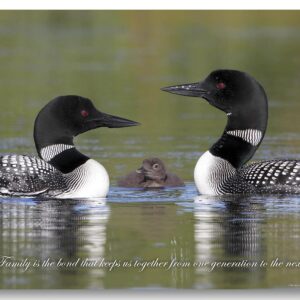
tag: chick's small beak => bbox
[136,166,145,174]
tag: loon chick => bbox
[162,69,300,195]
[118,158,184,188]
[0,95,139,198]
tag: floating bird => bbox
[162,69,300,195]
[0,95,139,198]
[118,157,184,188]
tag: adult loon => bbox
[162,69,300,195]
[118,157,184,188]
[0,95,138,198]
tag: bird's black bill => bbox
[86,111,140,130]
[100,112,140,128]
[161,82,208,97]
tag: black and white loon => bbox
[162,69,300,195]
[0,95,138,198]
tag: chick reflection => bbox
[103,202,195,289]
[0,198,110,288]
[193,195,265,288]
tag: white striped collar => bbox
[226,129,262,146]
[40,144,74,162]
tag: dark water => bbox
[1,11,300,289]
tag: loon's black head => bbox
[162,69,269,168]
[136,158,167,181]
[161,69,268,118]
[34,95,139,151]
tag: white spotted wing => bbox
[0,154,67,197]
[241,160,300,193]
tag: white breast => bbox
[194,151,236,195]
[58,159,109,199]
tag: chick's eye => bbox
[216,82,226,90]
[153,164,159,169]
[81,110,89,118]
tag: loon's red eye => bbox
[216,82,226,90]
[81,110,89,118]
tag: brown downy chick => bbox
[118,158,185,188]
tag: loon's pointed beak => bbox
[100,112,140,128]
[161,81,209,98]
[87,111,140,129]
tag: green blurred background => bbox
[1,11,300,181]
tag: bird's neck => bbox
[34,133,89,174]
[209,104,268,169]
[33,116,90,173]
[39,143,89,173]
